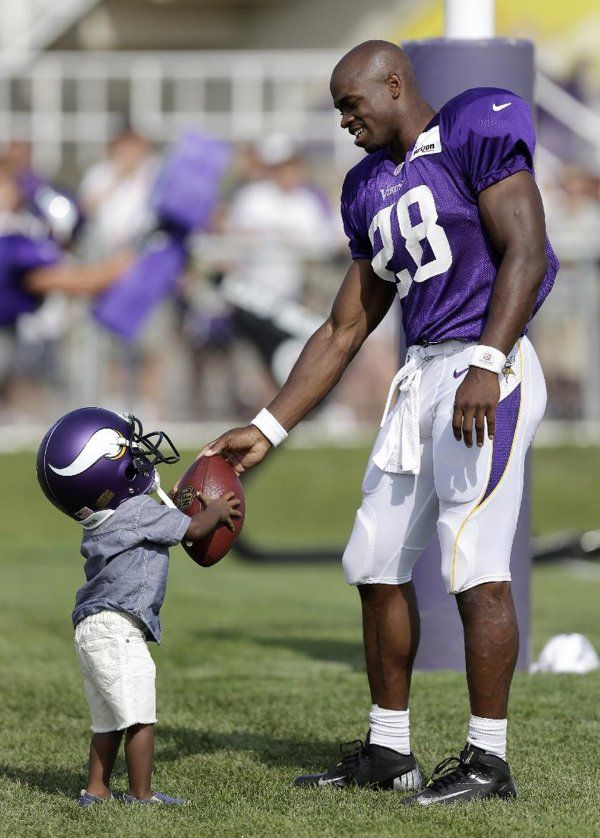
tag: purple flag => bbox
[92,234,187,341]
[152,130,232,233]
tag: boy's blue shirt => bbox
[72,494,189,643]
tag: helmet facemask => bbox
[128,414,180,477]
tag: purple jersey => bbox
[340,87,558,346]
[0,233,61,326]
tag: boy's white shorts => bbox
[342,337,546,594]
[74,610,157,733]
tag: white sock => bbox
[369,703,410,755]
[467,715,507,760]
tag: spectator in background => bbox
[537,161,600,420]
[219,135,342,402]
[78,128,166,418]
[559,163,600,225]
[5,140,45,209]
[0,162,130,412]
[224,142,267,193]
[79,129,157,258]
[4,139,83,246]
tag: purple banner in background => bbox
[92,234,187,342]
[152,130,232,233]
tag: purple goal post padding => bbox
[403,38,535,671]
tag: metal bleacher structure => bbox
[0,0,599,436]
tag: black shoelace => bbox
[336,739,366,770]
[426,755,470,791]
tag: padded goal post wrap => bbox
[402,38,535,672]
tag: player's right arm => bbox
[202,259,396,473]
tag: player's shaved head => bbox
[331,40,416,94]
[330,40,432,161]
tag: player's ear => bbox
[386,73,402,100]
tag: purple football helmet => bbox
[37,407,180,527]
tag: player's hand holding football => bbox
[453,367,501,448]
[201,425,272,474]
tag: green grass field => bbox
[1,446,599,836]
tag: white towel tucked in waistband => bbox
[372,340,476,475]
[372,347,426,475]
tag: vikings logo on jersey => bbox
[340,87,558,348]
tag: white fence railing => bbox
[0,50,355,177]
[0,50,597,178]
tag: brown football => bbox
[174,455,245,567]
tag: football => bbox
[174,455,245,567]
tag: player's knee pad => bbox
[342,501,421,586]
[437,501,513,594]
[342,503,377,585]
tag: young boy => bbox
[36,407,241,806]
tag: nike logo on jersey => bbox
[453,367,469,379]
[492,102,512,112]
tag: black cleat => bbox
[294,737,423,791]
[401,743,517,806]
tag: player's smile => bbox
[350,123,367,145]
[337,97,388,153]
[332,87,376,150]
[343,108,378,150]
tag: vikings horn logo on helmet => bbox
[49,428,127,477]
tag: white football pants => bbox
[342,337,546,594]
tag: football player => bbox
[200,41,558,804]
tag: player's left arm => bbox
[23,250,133,296]
[453,170,548,447]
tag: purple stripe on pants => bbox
[479,383,521,505]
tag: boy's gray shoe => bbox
[123,791,189,805]
[77,789,118,806]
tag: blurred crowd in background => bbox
[0,1,598,433]
[0,125,406,428]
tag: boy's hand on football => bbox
[197,491,242,531]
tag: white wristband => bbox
[469,344,507,375]
[251,408,288,447]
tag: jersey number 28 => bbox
[368,184,452,299]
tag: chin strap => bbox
[152,470,177,509]
[80,509,115,529]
